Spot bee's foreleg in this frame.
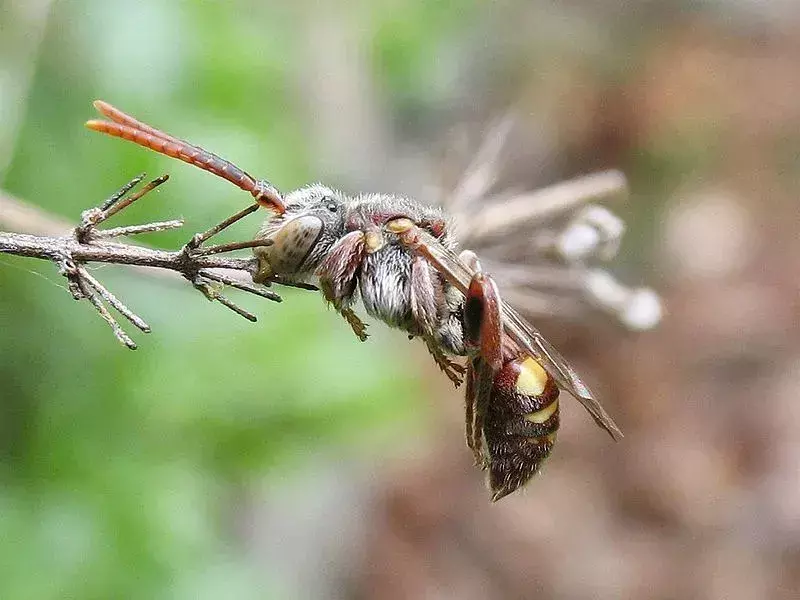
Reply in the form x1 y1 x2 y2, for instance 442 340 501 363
317 231 369 341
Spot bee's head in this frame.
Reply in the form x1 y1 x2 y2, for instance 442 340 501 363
253 184 348 281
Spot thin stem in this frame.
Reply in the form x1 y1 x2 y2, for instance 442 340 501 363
104 174 170 219
192 238 272 256
214 293 258 322
199 269 281 302
100 173 146 211
194 279 258 322
188 203 260 248
78 174 169 239
269 277 319 291
76 276 138 349
95 219 185 238
79 266 151 333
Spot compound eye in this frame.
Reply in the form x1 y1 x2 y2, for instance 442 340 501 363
267 215 324 275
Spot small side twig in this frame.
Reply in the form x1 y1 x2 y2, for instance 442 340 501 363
199 269 282 302
77 173 170 241
95 220 185 239
99 172 146 210
60 258 138 349
192 238 273 256
103 173 169 218
187 203 260 249
192 278 258 322
79 266 151 333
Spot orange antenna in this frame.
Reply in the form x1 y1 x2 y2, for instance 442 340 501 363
86 100 284 214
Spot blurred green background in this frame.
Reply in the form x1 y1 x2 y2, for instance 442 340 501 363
2 1 800 599
0 1 443 597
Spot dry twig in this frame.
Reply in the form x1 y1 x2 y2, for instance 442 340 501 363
0 174 304 349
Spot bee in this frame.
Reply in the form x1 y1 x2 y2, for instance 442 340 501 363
86 101 624 501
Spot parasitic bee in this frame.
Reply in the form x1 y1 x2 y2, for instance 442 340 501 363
86 100 632 501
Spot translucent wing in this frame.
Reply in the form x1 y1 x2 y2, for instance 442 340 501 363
502 303 622 440
400 225 623 440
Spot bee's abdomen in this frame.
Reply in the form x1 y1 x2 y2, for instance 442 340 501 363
484 356 560 501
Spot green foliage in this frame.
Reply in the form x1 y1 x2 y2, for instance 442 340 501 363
0 1 435 596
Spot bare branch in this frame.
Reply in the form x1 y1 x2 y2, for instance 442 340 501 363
446 114 515 213
0 230 257 271
0 175 308 349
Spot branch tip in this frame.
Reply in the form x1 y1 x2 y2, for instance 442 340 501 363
100 173 146 211
187 203 260 249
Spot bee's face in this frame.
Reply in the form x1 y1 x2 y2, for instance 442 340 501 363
254 184 348 280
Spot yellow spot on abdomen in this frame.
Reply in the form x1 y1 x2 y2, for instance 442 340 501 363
525 399 559 424
515 356 548 397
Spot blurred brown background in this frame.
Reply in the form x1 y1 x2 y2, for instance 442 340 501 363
1 1 799 599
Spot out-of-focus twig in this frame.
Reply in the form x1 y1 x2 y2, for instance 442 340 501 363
0 189 72 235
441 127 658 331
455 169 628 245
0 0 54 178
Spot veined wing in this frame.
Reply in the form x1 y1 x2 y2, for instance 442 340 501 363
400 224 623 441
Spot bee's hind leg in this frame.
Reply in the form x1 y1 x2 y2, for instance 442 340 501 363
422 334 464 386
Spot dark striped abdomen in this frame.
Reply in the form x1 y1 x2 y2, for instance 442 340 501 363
483 356 560 501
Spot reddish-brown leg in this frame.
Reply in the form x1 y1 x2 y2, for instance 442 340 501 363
462 270 506 467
